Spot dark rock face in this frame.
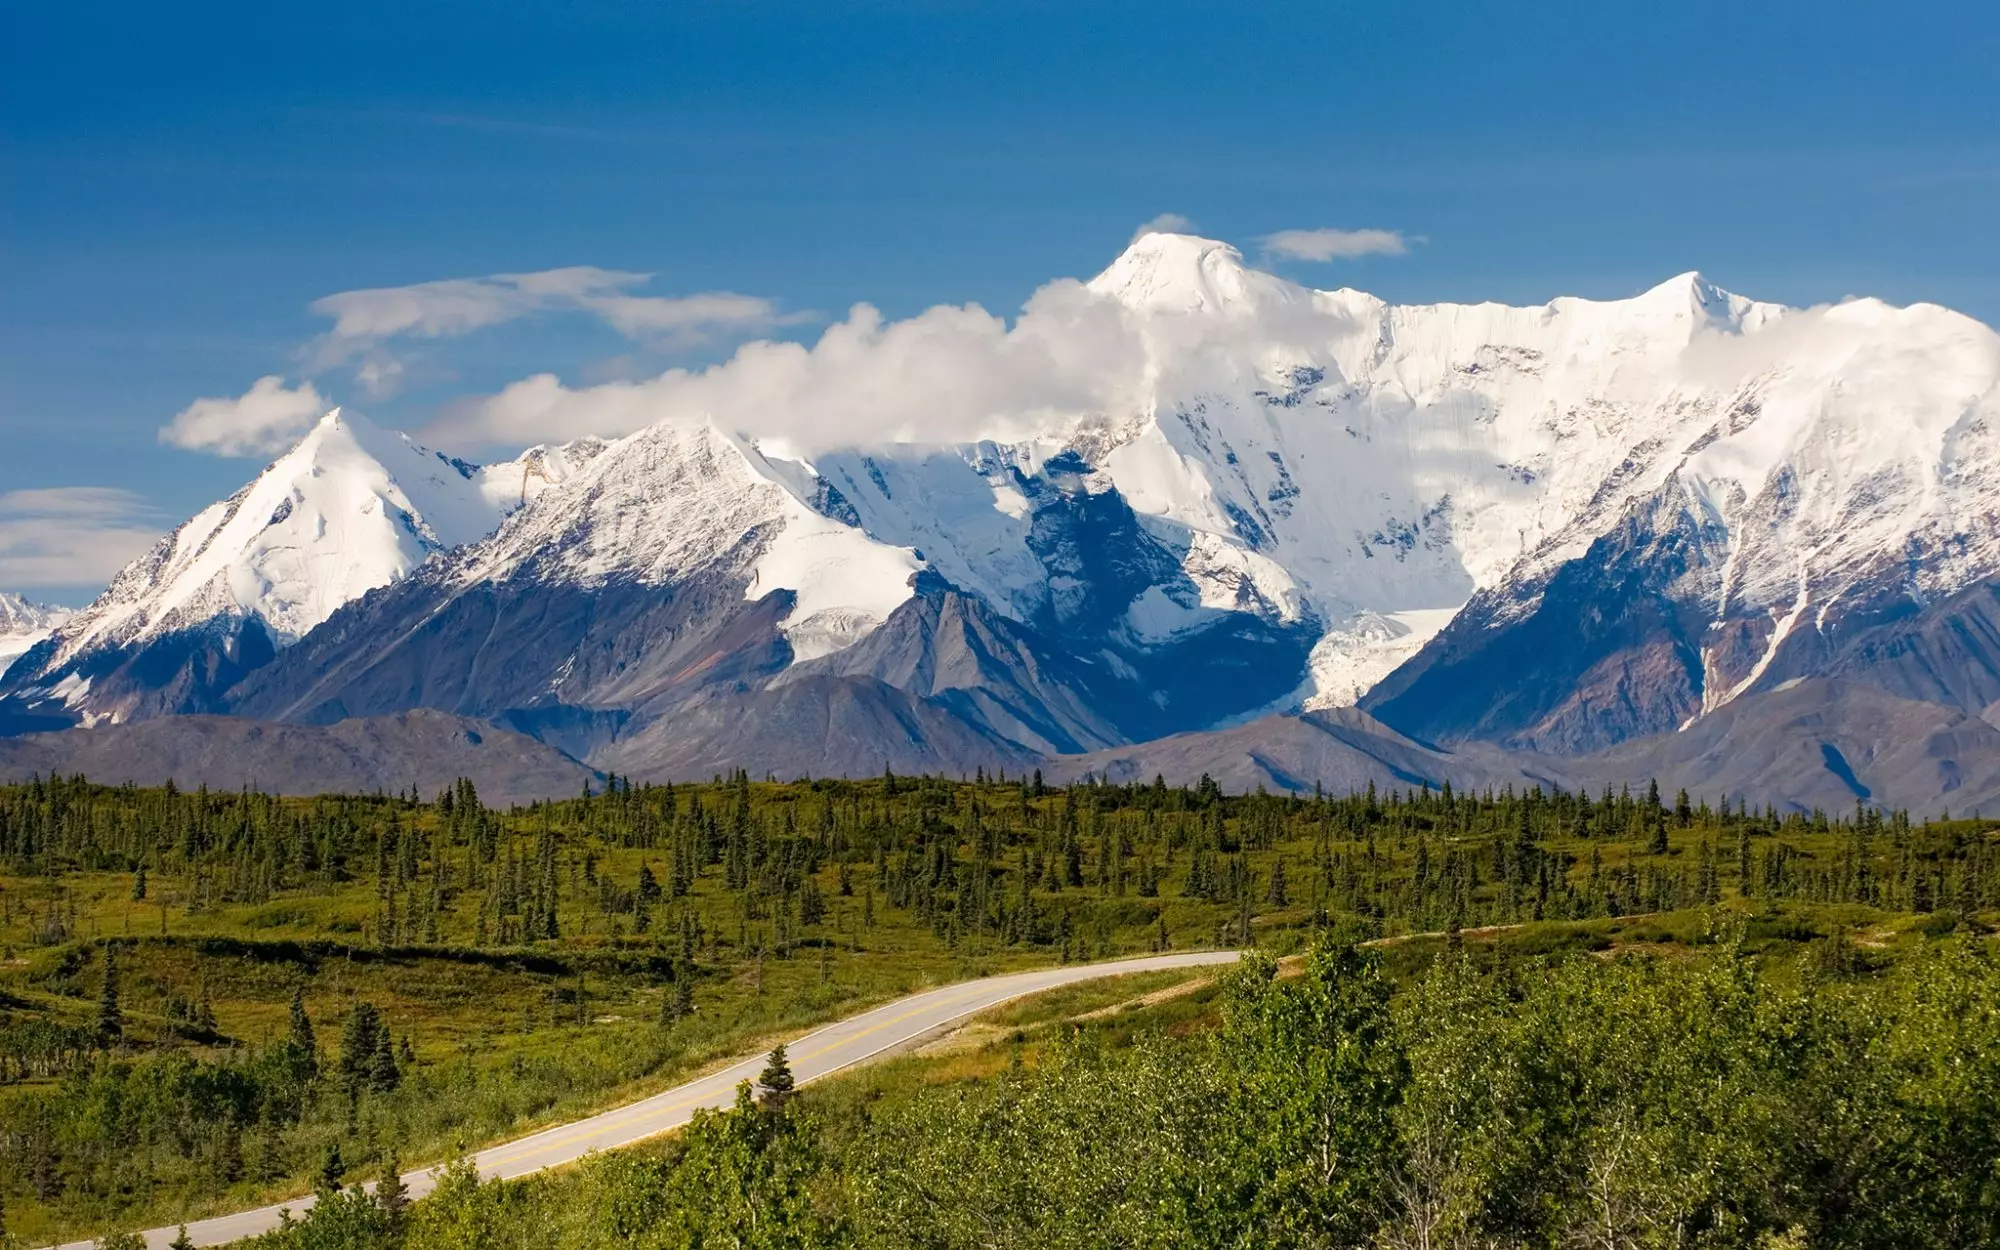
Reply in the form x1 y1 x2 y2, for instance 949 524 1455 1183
791 580 1314 753
789 585 1125 755
1756 577 2000 717
1364 502 1714 753
1365 461 2000 760
0 617 278 730
791 580 1317 757
227 565 791 743
1021 465 1184 633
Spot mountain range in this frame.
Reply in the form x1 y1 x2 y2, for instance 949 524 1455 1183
7 232 1998 811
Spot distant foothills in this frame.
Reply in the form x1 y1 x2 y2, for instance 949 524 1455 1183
5 233 2000 813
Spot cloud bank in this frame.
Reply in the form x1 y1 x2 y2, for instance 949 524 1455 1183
161 376 328 457
169 234 1378 464
427 252 1363 455
429 279 1155 454
1259 227 1411 261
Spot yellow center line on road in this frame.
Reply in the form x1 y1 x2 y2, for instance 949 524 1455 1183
794 987 992 1062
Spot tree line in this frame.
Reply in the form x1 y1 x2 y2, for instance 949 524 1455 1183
1 769 1994 1245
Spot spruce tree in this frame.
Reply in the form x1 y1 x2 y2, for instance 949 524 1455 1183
758 1043 796 1107
377 1147 410 1233
1646 812 1669 856
218 1122 245 1183
318 1143 345 1194
96 943 123 1047
169 1227 194 1250
371 1026 402 1092
663 960 694 1023
254 1105 285 1182
288 988 319 1081
339 1003 382 1096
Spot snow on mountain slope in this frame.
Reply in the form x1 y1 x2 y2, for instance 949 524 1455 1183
19 232 1997 759
0 594 71 673
475 436 610 513
1349 281 2000 750
692 234 1814 708
1058 235 1817 706
453 419 922 663
39 411 495 669
1669 296 2000 712
13 410 602 703
485 232 1984 725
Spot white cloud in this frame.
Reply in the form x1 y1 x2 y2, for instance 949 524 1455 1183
160 376 328 457
162 269 802 457
584 290 802 338
426 254 1364 457
428 279 1154 455
353 356 406 401
305 267 797 373
0 487 164 589
1258 227 1412 261
1130 213 1195 242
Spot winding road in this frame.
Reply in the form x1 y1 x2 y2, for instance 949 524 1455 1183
53 950 1244 1250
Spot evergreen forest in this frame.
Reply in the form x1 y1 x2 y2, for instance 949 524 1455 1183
0 769 1995 1248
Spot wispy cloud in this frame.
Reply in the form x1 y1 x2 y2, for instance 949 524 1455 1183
1130 212 1195 242
160 376 328 457
161 267 805 457
306 267 804 374
1258 227 1413 261
0 487 164 589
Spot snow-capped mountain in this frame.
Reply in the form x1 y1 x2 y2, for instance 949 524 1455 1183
1063 236 1801 706
0 594 72 673
223 407 1318 761
0 409 600 725
12 232 2000 781
1361 275 2000 751
450 421 922 664
755 232 1999 731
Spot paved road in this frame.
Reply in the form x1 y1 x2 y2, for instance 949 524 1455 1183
54 950 1243 1250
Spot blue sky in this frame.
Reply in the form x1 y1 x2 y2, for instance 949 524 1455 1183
3 0 1997 599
